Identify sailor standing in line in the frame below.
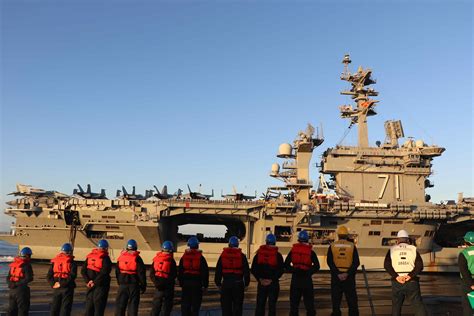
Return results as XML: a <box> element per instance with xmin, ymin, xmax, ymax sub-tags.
<box><xmin>215</xmin><ymin>236</ymin><xmax>251</xmax><ymax>316</ymax></box>
<box><xmin>458</xmin><ymin>231</ymin><xmax>474</xmax><ymax>316</ymax></box>
<box><xmin>81</xmin><ymin>239</ymin><xmax>112</xmax><ymax>316</ymax></box>
<box><xmin>178</xmin><ymin>236</ymin><xmax>209</xmax><ymax>316</ymax></box>
<box><xmin>47</xmin><ymin>243</ymin><xmax>77</xmax><ymax>316</ymax></box>
<box><xmin>327</xmin><ymin>226</ymin><xmax>360</xmax><ymax>316</ymax></box>
<box><xmin>7</xmin><ymin>247</ymin><xmax>33</xmax><ymax>316</ymax></box>
<box><xmin>150</xmin><ymin>240</ymin><xmax>177</xmax><ymax>316</ymax></box>
<box><xmin>115</xmin><ymin>239</ymin><xmax>147</xmax><ymax>316</ymax></box>
<box><xmin>251</xmin><ymin>233</ymin><xmax>284</xmax><ymax>316</ymax></box>
<box><xmin>384</xmin><ymin>230</ymin><xmax>427</xmax><ymax>316</ymax></box>
<box><xmin>284</xmin><ymin>230</ymin><xmax>320</xmax><ymax>316</ymax></box>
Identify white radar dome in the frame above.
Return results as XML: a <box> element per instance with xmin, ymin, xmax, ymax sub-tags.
<box><xmin>271</xmin><ymin>163</ymin><xmax>280</xmax><ymax>175</ymax></box>
<box><xmin>278</xmin><ymin>143</ymin><xmax>293</xmax><ymax>157</ymax></box>
<box><xmin>415</xmin><ymin>140</ymin><xmax>425</xmax><ymax>148</ymax></box>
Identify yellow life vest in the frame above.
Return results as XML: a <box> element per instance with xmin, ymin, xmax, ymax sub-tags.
<box><xmin>330</xmin><ymin>239</ymin><xmax>354</xmax><ymax>272</ymax></box>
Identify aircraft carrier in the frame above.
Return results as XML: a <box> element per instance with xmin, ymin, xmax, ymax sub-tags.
<box><xmin>1</xmin><ymin>55</ymin><xmax>472</xmax><ymax>271</ymax></box>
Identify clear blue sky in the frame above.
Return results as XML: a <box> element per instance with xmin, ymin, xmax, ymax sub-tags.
<box><xmin>1</xmin><ymin>0</ymin><xmax>472</xmax><ymax>230</ymax></box>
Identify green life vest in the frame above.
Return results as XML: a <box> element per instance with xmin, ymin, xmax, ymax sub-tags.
<box><xmin>461</xmin><ymin>246</ymin><xmax>474</xmax><ymax>278</ymax></box>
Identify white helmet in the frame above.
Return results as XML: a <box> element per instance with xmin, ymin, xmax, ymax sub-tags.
<box><xmin>397</xmin><ymin>230</ymin><xmax>409</xmax><ymax>238</ymax></box>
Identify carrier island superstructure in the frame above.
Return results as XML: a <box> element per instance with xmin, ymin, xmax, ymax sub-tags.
<box><xmin>1</xmin><ymin>55</ymin><xmax>472</xmax><ymax>271</ymax></box>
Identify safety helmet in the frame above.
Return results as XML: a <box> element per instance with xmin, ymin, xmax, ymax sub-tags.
<box><xmin>397</xmin><ymin>230</ymin><xmax>409</xmax><ymax>238</ymax></box>
<box><xmin>298</xmin><ymin>230</ymin><xmax>309</xmax><ymax>242</ymax></box>
<box><xmin>336</xmin><ymin>226</ymin><xmax>349</xmax><ymax>236</ymax></box>
<box><xmin>228</xmin><ymin>236</ymin><xmax>239</xmax><ymax>248</ymax></box>
<box><xmin>126</xmin><ymin>239</ymin><xmax>138</xmax><ymax>250</ymax></box>
<box><xmin>187</xmin><ymin>237</ymin><xmax>199</xmax><ymax>249</ymax></box>
<box><xmin>464</xmin><ymin>231</ymin><xmax>474</xmax><ymax>243</ymax></box>
<box><xmin>61</xmin><ymin>243</ymin><xmax>73</xmax><ymax>254</ymax></box>
<box><xmin>97</xmin><ymin>239</ymin><xmax>109</xmax><ymax>249</ymax></box>
<box><xmin>162</xmin><ymin>240</ymin><xmax>174</xmax><ymax>252</ymax></box>
<box><xmin>265</xmin><ymin>234</ymin><xmax>276</xmax><ymax>246</ymax></box>
<box><xmin>20</xmin><ymin>247</ymin><xmax>32</xmax><ymax>257</ymax></box>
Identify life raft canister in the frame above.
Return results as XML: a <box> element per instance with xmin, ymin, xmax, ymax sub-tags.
<box><xmin>330</xmin><ymin>240</ymin><xmax>354</xmax><ymax>272</ymax></box>
<box><xmin>291</xmin><ymin>243</ymin><xmax>312</xmax><ymax>271</ymax></box>
<box><xmin>182</xmin><ymin>249</ymin><xmax>202</xmax><ymax>275</ymax></box>
<box><xmin>257</xmin><ymin>245</ymin><xmax>278</xmax><ymax>268</ymax></box>
<box><xmin>51</xmin><ymin>253</ymin><xmax>73</xmax><ymax>279</ymax></box>
<box><xmin>153</xmin><ymin>251</ymin><xmax>173</xmax><ymax>278</ymax></box>
<box><xmin>221</xmin><ymin>247</ymin><xmax>243</xmax><ymax>274</ymax></box>
<box><xmin>86</xmin><ymin>248</ymin><xmax>108</xmax><ymax>272</ymax></box>
<box><xmin>117</xmin><ymin>250</ymin><xmax>140</xmax><ymax>275</ymax></box>
<box><xmin>390</xmin><ymin>243</ymin><xmax>417</xmax><ymax>276</ymax></box>
<box><xmin>9</xmin><ymin>257</ymin><xmax>29</xmax><ymax>282</ymax></box>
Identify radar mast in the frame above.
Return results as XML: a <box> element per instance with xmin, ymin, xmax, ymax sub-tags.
<box><xmin>339</xmin><ymin>54</ymin><xmax>379</xmax><ymax>148</ymax></box>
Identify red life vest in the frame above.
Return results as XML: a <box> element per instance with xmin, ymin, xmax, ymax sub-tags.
<box><xmin>291</xmin><ymin>243</ymin><xmax>312</xmax><ymax>271</ymax></box>
<box><xmin>117</xmin><ymin>250</ymin><xmax>140</xmax><ymax>275</ymax></box>
<box><xmin>257</xmin><ymin>245</ymin><xmax>278</xmax><ymax>268</ymax></box>
<box><xmin>86</xmin><ymin>249</ymin><xmax>108</xmax><ymax>272</ymax></box>
<box><xmin>182</xmin><ymin>249</ymin><xmax>202</xmax><ymax>275</ymax></box>
<box><xmin>9</xmin><ymin>257</ymin><xmax>29</xmax><ymax>282</ymax></box>
<box><xmin>221</xmin><ymin>247</ymin><xmax>243</xmax><ymax>274</ymax></box>
<box><xmin>153</xmin><ymin>251</ymin><xmax>173</xmax><ymax>278</ymax></box>
<box><xmin>51</xmin><ymin>253</ymin><xmax>73</xmax><ymax>279</ymax></box>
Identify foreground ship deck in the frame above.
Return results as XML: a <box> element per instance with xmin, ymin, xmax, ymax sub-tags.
<box><xmin>0</xmin><ymin>262</ymin><xmax>465</xmax><ymax>315</ymax></box>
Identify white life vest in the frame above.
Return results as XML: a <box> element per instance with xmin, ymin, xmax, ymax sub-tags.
<box><xmin>390</xmin><ymin>243</ymin><xmax>417</xmax><ymax>276</ymax></box>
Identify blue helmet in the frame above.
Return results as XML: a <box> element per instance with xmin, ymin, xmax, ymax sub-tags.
<box><xmin>97</xmin><ymin>239</ymin><xmax>109</xmax><ymax>249</ymax></box>
<box><xmin>187</xmin><ymin>237</ymin><xmax>199</xmax><ymax>249</ymax></box>
<box><xmin>266</xmin><ymin>234</ymin><xmax>276</xmax><ymax>245</ymax></box>
<box><xmin>297</xmin><ymin>230</ymin><xmax>309</xmax><ymax>242</ymax></box>
<box><xmin>228</xmin><ymin>236</ymin><xmax>239</xmax><ymax>248</ymax></box>
<box><xmin>61</xmin><ymin>243</ymin><xmax>73</xmax><ymax>253</ymax></box>
<box><xmin>162</xmin><ymin>240</ymin><xmax>174</xmax><ymax>252</ymax></box>
<box><xmin>20</xmin><ymin>247</ymin><xmax>32</xmax><ymax>257</ymax></box>
<box><xmin>126</xmin><ymin>239</ymin><xmax>138</xmax><ymax>250</ymax></box>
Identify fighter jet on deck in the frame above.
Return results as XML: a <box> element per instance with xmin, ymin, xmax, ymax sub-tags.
<box><xmin>73</xmin><ymin>184</ymin><xmax>107</xmax><ymax>199</ymax></box>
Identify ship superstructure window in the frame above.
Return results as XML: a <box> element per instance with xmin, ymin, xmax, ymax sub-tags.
<box><xmin>310</xmin><ymin>230</ymin><xmax>336</xmax><ymax>245</ymax></box>
<box><xmin>106</xmin><ymin>225</ymin><xmax>120</xmax><ymax>229</ymax></box>
<box><xmin>391</xmin><ymin>231</ymin><xmax>398</xmax><ymax>236</ymax></box>
<box><xmin>424</xmin><ymin>230</ymin><xmax>435</xmax><ymax>237</ymax></box>
<box><xmin>82</xmin><ymin>215</ymin><xmax>91</xmax><ymax>218</ymax></box>
<box><xmin>102</xmin><ymin>215</ymin><xmax>115</xmax><ymax>219</ymax></box>
<box><xmin>369</xmin><ymin>231</ymin><xmax>381</xmax><ymax>236</ymax></box>
<box><xmin>275</xmin><ymin>226</ymin><xmax>292</xmax><ymax>242</ymax></box>
<box><xmin>371</xmin><ymin>220</ymin><xmax>382</xmax><ymax>225</ymax></box>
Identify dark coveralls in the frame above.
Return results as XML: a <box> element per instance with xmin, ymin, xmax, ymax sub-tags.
<box><xmin>178</xmin><ymin>253</ymin><xmax>209</xmax><ymax>316</ymax></box>
<box><xmin>458</xmin><ymin>253</ymin><xmax>474</xmax><ymax>316</ymax></box>
<box><xmin>46</xmin><ymin>259</ymin><xmax>78</xmax><ymax>316</ymax></box>
<box><xmin>150</xmin><ymin>256</ymin><xmax>177</xmax><ymax>316</ymax></box>
<box><xmin>81</xmin><ymin>253</ymin><xmax>112</xmax><ymax>316</ymax></box>
<box><xmin>115</xmin><ymin>255</ymin><xmax>147</xmax><ymax>316</ymax></box>
<box><xmin>6</xmin><ymin>258</ymin><xmax>33</xmax><ymax>316</ymax></box>
<box><xmin>284</xmin><ymin>247</ymin><xmax>320</xmax><ymax>316</ymax></box>
<box><xmin>326</xmin><ymin>244</ymin><xmax>360</xmax><ymax>316</ymax></box>
<box><xmin>251</xmin><ymin>248</ymin><xmax>284</xmax><ymax>316</ymax></box>
<box><xmin>384</xmin><ymin>249</ymin><xmax>426</xmax><ymax>316</ymax></box>
<box><xmin>215</xmin><ymin>251</ymin><xmax>251</xmax><ymax>316</ymax></box>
